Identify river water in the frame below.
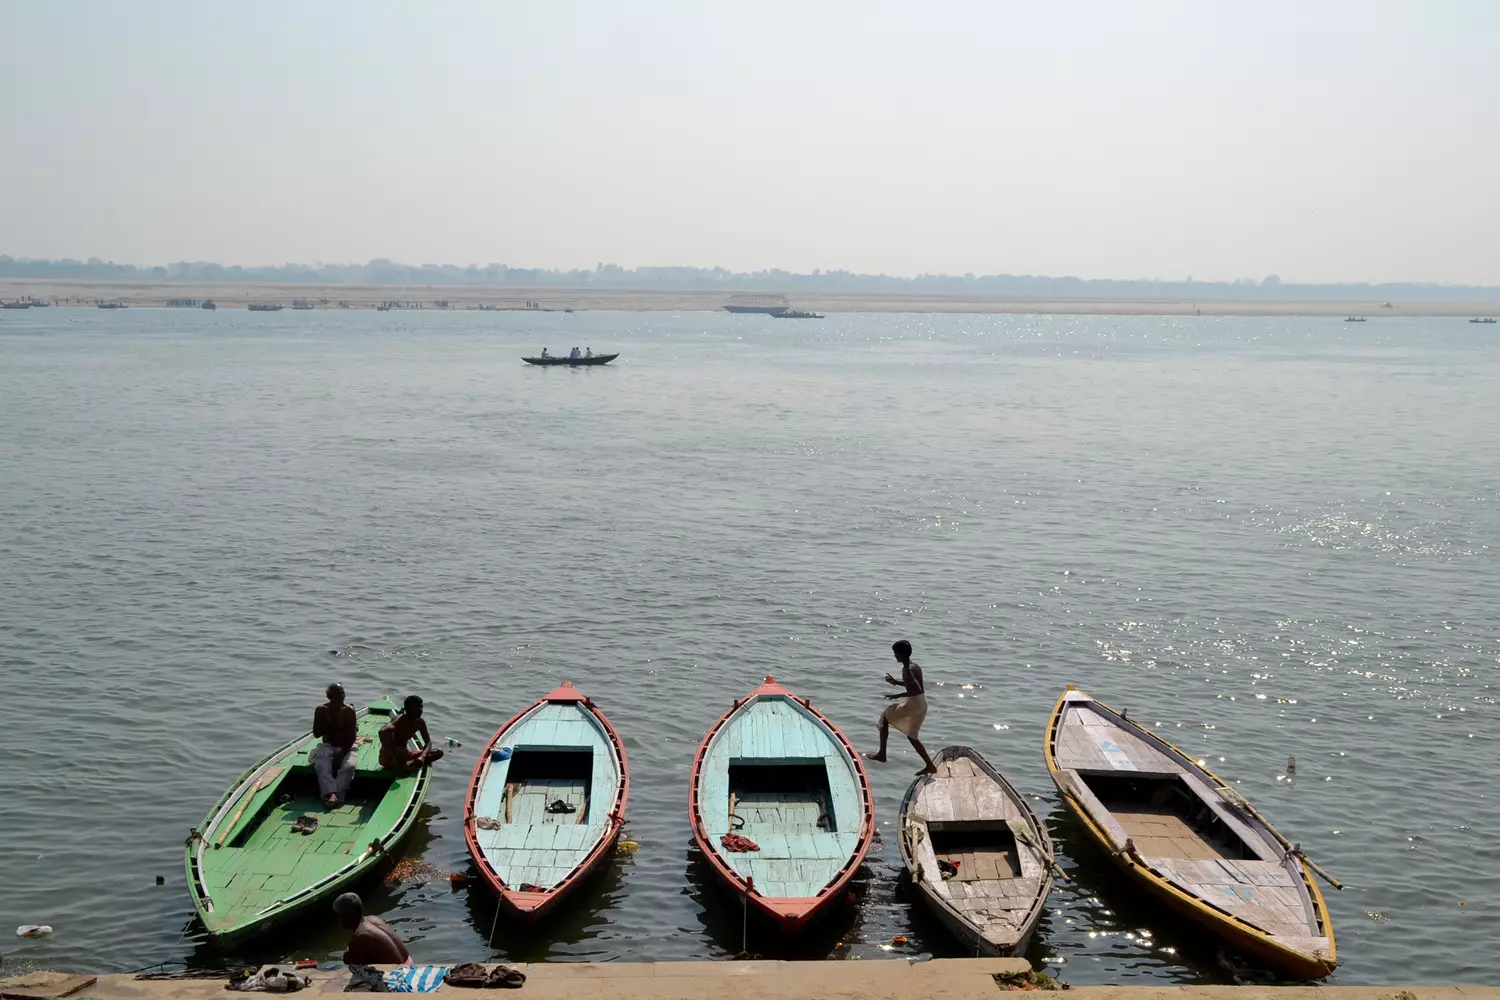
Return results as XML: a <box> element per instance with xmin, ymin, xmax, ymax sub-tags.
<box><xmin>1</xmin><ymin>308</ymin><xmax>1495</xmax><ymax>983</ymax></box>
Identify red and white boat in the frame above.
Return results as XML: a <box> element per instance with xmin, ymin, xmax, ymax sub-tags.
<box><xmin>464</xmin><ymin>682</ymin><xmax>628</xmax><ymax>918</ymax></box>
<box><xmin>689</xmin><ymin>676</ymin><xmax>875</xmax><ymax>929</ymax></box>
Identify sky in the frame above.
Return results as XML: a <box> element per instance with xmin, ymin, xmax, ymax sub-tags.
<box><xmin>2</xmin><ymin>1</ymin><xmax>1498</xmax><ymax>284</ymax></box>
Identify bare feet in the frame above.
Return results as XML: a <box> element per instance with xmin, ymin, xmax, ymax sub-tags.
<box><xmin>915</xmin><ymin>765</ymin><xmax>936</xmax><ymax>776</ymax></box>
<box><xmin>324</xmin><ymin>794</ymin><xmax>339</xmax><ymax>807</ymax></box>
<box><xmin>866</xmin><ymin>752</ymin><xmax>887</xmax><ymax>763</ymax></box>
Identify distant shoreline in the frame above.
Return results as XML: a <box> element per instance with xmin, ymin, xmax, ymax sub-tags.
<box><xmin>2</xmin><ymin>278</ymin><xmax>1498</xmax><ymax>317</ymax></box>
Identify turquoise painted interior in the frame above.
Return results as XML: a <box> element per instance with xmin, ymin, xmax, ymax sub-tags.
<box><xmin>472</xmin><ymin>702</ymin><xmax>619</xmax><ymax>889</ymax></box>
<box><xmin>697</xmin><ymin>694</ymin><xmax>864</xmax><ymax>899</ymax></box>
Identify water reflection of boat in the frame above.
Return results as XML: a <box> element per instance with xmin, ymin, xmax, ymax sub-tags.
<box><xmin>1045</xmin><ymin>686</ymin><xmax>1337</xmax><ymax>980</ymax></box>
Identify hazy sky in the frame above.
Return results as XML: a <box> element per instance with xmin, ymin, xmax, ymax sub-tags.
<box><xmin>3</xmin><ymin>1</ymin><xmax>1497</xmax><ymax>283</ymax></box>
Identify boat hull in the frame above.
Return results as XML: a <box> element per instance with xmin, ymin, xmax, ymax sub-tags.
<box><xmin>1044</xmin><ymin>688</ymin><xmax>1336</xmax><ymax>980</ymax></box>
<box><xmin>184</xmin><ymin>700</ymin><xmax>431</xmax><ymax>945</ymax></box>
<box><xmin>463</xmin><ymin>683</ymin><xmax>629</xmax><ymax>921</ymax></box>
<box><xmin>522</xmin><ymin>353</ymin><xmax>618</xmax><ymax>366</ymax></box>
<box><xmin>898</xmin><ymin>746</ymin><xmax>1053</xmax><ymax>957</ymax></box>
<box><xmin>689</xmin><ymin>676</ymin><xmax>875</xmax><ymax>931</ymax></box>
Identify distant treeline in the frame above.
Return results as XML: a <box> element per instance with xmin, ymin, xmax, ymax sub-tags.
<box><xmin>2</xmin><ymin>255</ymin><xmax>1496</xmax><ymax>301</ymax></box>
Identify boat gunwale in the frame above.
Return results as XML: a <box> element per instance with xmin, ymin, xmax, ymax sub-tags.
<box><xmin>1042</xmin><ymin>687</ymin><xmax>1336</xmax><ymax>979</ymax></box>
<box><xmin>897</xmin><ymin>745</ymin><xmax>1054</xmax><ymax>955</ymax></box>
<box><xmin>462</xmin><ymin>685</ymin><xmax>630</xmax><ymax>918</ymax></box>
<box><xmin>688</xmin><ymin>676</ymin><xmax>876</xmax><ymax>927</ymax></box>
<box><xmin>185</xmin><ymin>703</ymin><xmax>430</xmax><ymax>943</ymax></box>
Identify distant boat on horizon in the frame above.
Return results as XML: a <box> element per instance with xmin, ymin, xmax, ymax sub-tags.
<box><xmin>247</xmin><ymin>303</ymin><xmax>283</xmax><ymax>312</ymax></box>
<box><xmin>2</xmin><ymin>300</ymin><xmax>32</xmax><ymax>309</ymax></box>
<box><xmin>1344</xmin><ymin>316</ymin><xmax>1366</xmax><ymax>322</ymax></box>
<box><xmin>1470</xmin><ymin>317</ymin><xmax>1496</xmax><ymax>324</ymax></box>
<box><xmin>724</xmin><ymin>294</ymin><xmax>790</xmax><ymax>315</ymax></box>
<box><xmin>772</xmin><ymin>309</ymin><xmax>824</xmax><ymax>319</ymax></box>
<box><xmin>98</xmin><ymin>301</ymin><xmax>127</xmax><ymax>309</ymax></box>
<box><xmin>201</xmin><ymin>300</ymin><xmax>217</xmax><ymax>310</ymax></box>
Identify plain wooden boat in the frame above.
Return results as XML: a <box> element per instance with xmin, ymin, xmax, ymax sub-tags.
<box><xmin>185</xmin><ymin>698</ymin><xmax>431</xmax><ymax>944</ymax></box>
<box><xmin>689</xmin><ymin>676</ymin><xmax>875</xmax><ymax>930</ymax></box>
<box><xmin>1044</xmin><ymin>686</ymin><xmax>1336</xmax><ymax>979</ymax></box>
<box><xmin>522</xmin><ymin>353</ymin><xmax>619</xmax><ymax>366</ymax></box>
<box><xmin>898</xmin><ymin>746</ymin><xmax>1055</xmax><ymax>955</ymax></box>
<box><xmin>463</xmin><ymin>682</ymin><xmax>628</xmax><ymax>918</ymax></box>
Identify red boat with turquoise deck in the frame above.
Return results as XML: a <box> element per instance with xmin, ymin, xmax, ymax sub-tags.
<box><xmin>463</xmin><ymin>682</ymin><xmax>629</xmax><ymax>919</ymax></box>
<box><xmin>689</xmin><ymin>676</ymin><xmax>875</xmax><ymax>929</ymax></box>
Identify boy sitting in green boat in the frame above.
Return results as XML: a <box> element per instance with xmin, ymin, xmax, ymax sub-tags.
<box><xmin>378</xmin><ymin>695</ymin><xmax>445</xmax><ymax>773</ymax></box>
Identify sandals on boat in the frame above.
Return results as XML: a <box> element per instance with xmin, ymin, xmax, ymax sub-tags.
<box><xmin>545</xmin><ymin>799</ymin><xmax>576</xmax><ymax>814</ymax></box>
<box><xmin>291</xmin><ymin>815</ymin><xmax>319</xmax><ymax>835</ymax></box>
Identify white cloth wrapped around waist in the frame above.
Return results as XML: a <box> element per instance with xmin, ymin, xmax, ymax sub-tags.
<box><xmin>881</xmin><ymin>692</ymin><xmax>928</xmax><ymax>737</ymax></box>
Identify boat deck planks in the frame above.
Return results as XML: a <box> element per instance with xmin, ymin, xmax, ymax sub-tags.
<box><xmin>898</xmin><ymin>746</ymin><xmax>1053</xmax><ymax>956</ymax></box>
<box><xmin>465</xmin><ymin>684</ymin><xmax>628</xmax><ymax>915</ymax></box>
<box><xmin>1044</xmin><ymin>687</ymin><xmax>1335</xmax><ymax>979</ymax></box>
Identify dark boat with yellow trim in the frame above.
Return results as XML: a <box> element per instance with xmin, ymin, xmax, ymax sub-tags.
<box><xmin>1044</xmin><ymin>686</ymin><xmax>1337</xmax><ymax>980</ymax></box>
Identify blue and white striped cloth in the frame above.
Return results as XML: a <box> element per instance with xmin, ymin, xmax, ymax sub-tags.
<box><xmin>384</xmin><ymin>965</ymin><xmax>451</xmax><ymax>993</ymax></box>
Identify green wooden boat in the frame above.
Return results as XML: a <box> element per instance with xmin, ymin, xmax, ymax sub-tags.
<box><xmin>184</xmin><ymin>698</ymin><xmax>431</xmax><ymax>944</ymax></box>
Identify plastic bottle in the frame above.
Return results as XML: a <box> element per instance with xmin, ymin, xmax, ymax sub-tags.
<box><xmin>445</xmin><ymin>737</ymin><xmax>462</xmax><ymax>748</ymax></box>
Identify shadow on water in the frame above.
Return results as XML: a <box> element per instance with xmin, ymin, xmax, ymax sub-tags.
<box><xmin>681</xmin><ymin>845</ymin><xmax>868</xmax><ymax>959</ymax></box>
<box><xmin>459</xmin><ymin>846</ymin><xmax>631</xmax><ymax>961</ymax></box>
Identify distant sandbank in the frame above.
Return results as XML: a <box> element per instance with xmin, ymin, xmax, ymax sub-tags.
<box><xmin>2</xmin><ymin>278</ymin><xmax>1498</xmax><ymax>317</ymax></box>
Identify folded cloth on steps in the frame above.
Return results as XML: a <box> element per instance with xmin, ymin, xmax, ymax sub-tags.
<box><xmin>720</xmin><ymin>833</ymin><xmax>760</xmax><ymax>853</ymax></box>
<box><xmin>384</xmin><ymin>966</ymin><xmax>451</xmax><ymax>993</ymax></box>
<box><xmin>486</xmin><ymin>966</ymin><xmax>526</xmax><ymax>989</ymax></box>
<box><xmin>228</xmin><ymin>968</ymin><xmax>308</xmax><ymax>992</ymax></box>
<box><xmin>344</xmin><ymin>966</ymin><xmax>387</xmax><ymax>993</ymax></box>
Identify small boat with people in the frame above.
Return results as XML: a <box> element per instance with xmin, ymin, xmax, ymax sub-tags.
<box><xmin>689</xmin><ymin>676</ymin><xmax>875</xmax><ymax>930</ymax></box>
<box><xmin>772</xmin><ymin>309</ymin><xmax>824</xmax><ymax>319</ymax></box>
<box><xmin>1471</xmin><ymin>317</ymin><xmax>1497</xmax><ymax>324</ymax></box>
<box><xmin>898</xmin><ymin>746</ymin><xmax>1057</xmax><ymax>956</ymax></box>
<box><xmin>1</xmin><ymin>300</ymin><xmax>32</xmax><ymax>309</ymax></box>
<box><xmin>1343</xmin><ymin>316</ymin><xmax>1365</xmax><ymax>322</ymax></box>
<box><xmin>185</xmin><ymin>697</ymin><xmax>433</xmax><ymax>944</ymax></box>
<box><xmin>464</xmin><ymin>682</ymin><xmax>629</xmax><ymax>919</ymax></box>
<box><xmin>523</xmin><ymin>347</ymin><xmax>618</xmax><ymax>366</ymax></box>
<box><xmin>1044</xmin><ymin>686</ymin><xmax>1338</xmax><ymax>980</ymax></box>
<box><xmin>248</xmin><ymin>303</ymin><xmax>283</xmax><ymax>312</ymax></box>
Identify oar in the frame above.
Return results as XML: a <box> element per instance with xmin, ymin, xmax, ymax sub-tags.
<box><xmin>1007</xmin><ymin>819</ymin><xmax>1071</xmax><ymax>882</ymax></box>
<box><xmin>1217</xmin><ymin>786</ymin><xmax>1343</xmax><ymax>890</ymax></box>
<box><xmin>214</xmin><ymin>767</ymin><xmax>283</xmax><ymax>849</ymax></box>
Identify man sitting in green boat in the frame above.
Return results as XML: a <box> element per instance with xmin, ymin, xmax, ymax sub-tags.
<box><xmin>311</xmin><ymin>683</ymin><xmax>361</xmax><ymax>807</ymax></box>
<box><xmin>378</xmin><ymin>695</ymin><xmax>445</xmax><ymax>773</ymax></box>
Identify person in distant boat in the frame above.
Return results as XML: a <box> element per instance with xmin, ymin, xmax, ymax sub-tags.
<box><xmin>378</xmin><ymin>695</ymin><xmax>444</xmax><ymax>773</ymax></box>
<box><xmin>311</xmin><ymin>683</ymin><xmax>360</xmax><ymax>807</ymax></box>
<box><xmin>570</xmin><ymin>346</ymin><xmax>581</xmax><ymax>360</ymax></box>
<box><xmin>867</xmin><ymin>640</ymin><xmax>937</xmax><ymax>775</ymax></box>
<box><xmin>585</xmin><ymin>347</ymin><xmax>592</xmax><ymax>358</ymax></box>
<box><xmin>333</xmin><ymin>892</ymin><xmax>410</xmax><ymax>965</ymax></box>
<box><xmin>540</xmin><ymin>347</ymin><xmax>550</xmax><ymax>358</ymax></box>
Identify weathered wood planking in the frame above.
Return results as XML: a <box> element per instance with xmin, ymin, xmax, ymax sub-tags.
<box><xmin>898</xmin><ymin>746</ymin><xmax>1053</xmax><ymax>956</ymax></box>
<box><xmin>1044</xmin><ymin>687</ymin><xmax>1335</xmax><ymax>980</ymax></box>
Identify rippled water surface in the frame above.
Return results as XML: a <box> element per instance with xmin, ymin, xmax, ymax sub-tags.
<box><xmin>2</xmin><ymin>309</ymin><xmax>1496</xmax><ymax>983</ymax></box>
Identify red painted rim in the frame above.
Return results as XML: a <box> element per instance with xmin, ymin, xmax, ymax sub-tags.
<box><xmin>463</xmin><ymin>685</ymin><xmax>630</xmax><ymax>918</ymax></box>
